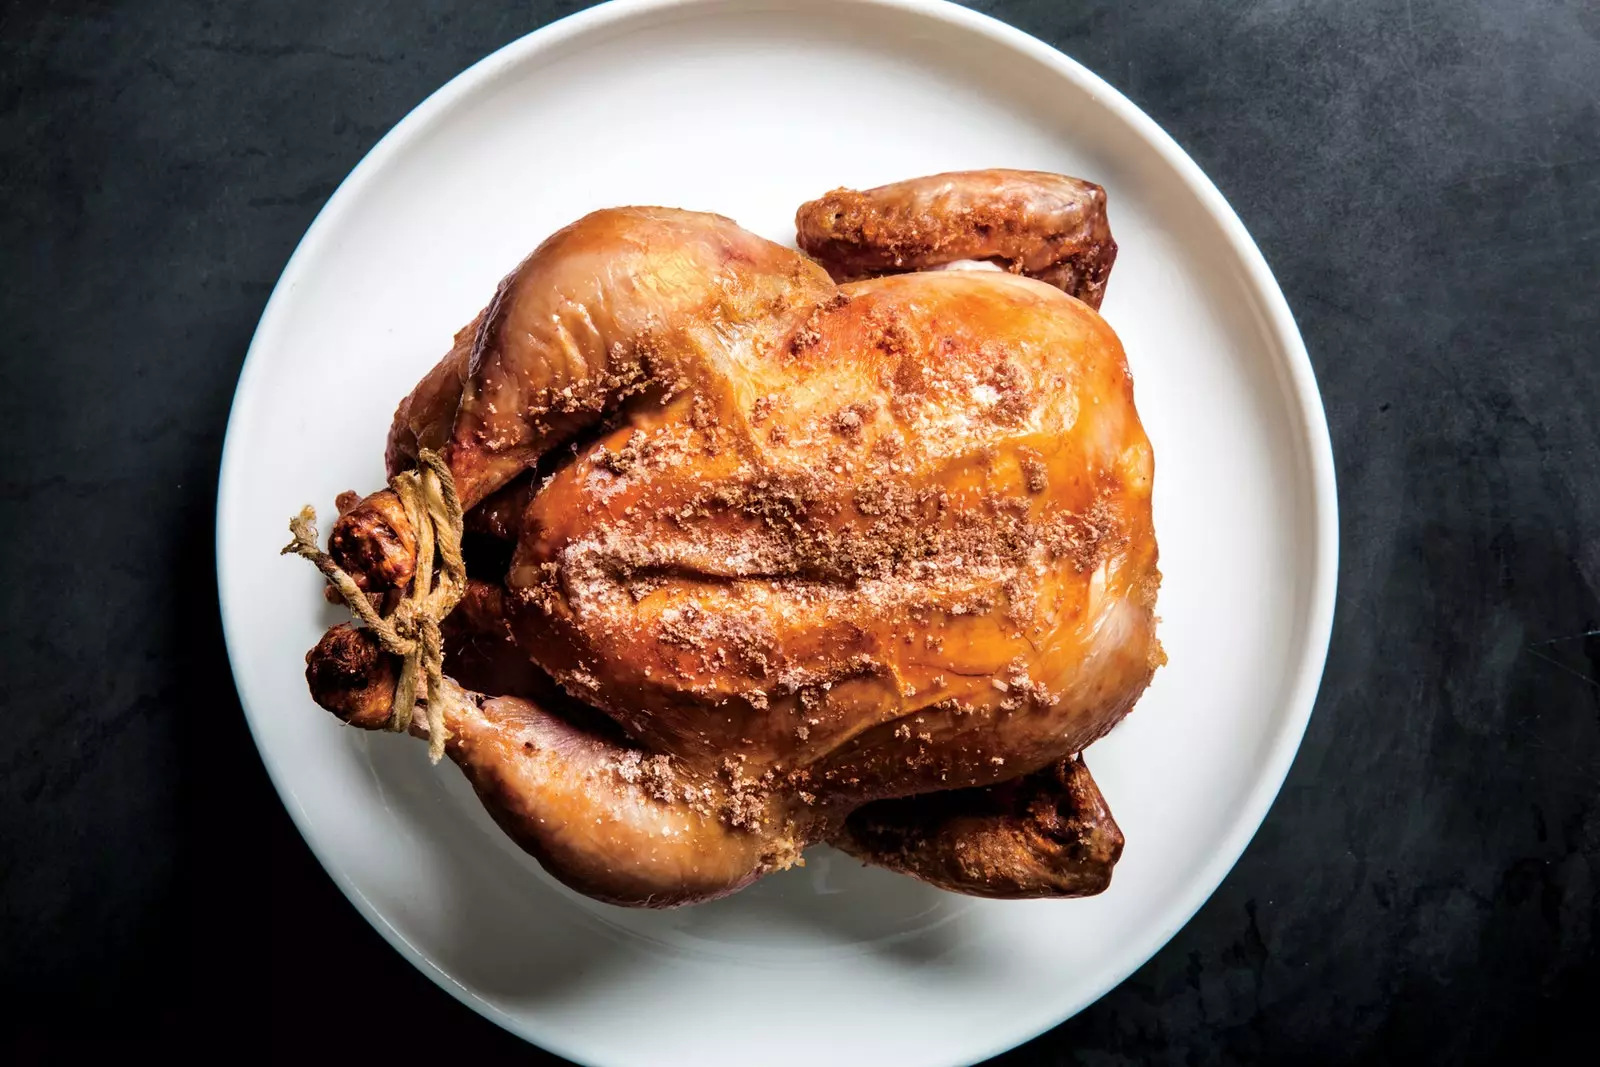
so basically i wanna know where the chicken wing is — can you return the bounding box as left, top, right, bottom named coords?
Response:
left=796, top=168, right=1117, bottom=308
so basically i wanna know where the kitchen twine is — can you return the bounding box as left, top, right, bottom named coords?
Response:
left=281, top=449, right=466, bottom=763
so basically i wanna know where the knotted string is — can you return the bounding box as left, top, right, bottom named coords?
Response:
left=281, top=449, right=467, bottom=763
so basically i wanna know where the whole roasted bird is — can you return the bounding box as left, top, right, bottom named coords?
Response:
left=292, top=169, right=1162, bottom=907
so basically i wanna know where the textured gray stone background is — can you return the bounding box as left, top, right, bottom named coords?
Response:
left=2, top=1, right=1596, bottom=1061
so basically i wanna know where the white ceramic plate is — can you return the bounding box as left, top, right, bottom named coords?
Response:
left=217, top=1, right=1337, bottom=1063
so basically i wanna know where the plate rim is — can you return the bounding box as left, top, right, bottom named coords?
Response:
left=216, top=0, right=1339, bottom=1062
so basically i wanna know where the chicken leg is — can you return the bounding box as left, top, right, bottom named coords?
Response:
left=796, top=168, right=1118, bottom=308
left=306, top=623, right=813, bottom=908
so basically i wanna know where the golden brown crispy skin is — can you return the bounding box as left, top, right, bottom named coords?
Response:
left=306, top=628, right=817, bottom=907
left=830, top=755, right=1123, bottom=898
left=445, top=207, right=836, bottom=509
left=445, top=693, right=812, bottom=907
left=385, top=312, right=481, bottom=478
left=300, top=177, right=1157, bottom=905
left=509, top=267, right=1160, bottom=803
left=796, top=169, right=1118, bottom=308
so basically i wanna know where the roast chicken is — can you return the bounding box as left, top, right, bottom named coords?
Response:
left=294, top=170, right=1162, bottom=907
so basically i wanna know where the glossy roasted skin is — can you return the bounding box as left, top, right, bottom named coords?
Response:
left=442, top=690, right=808, bottom=907
left=511, top=267, right=1159, bottom=804
left=796, top=169, right=1118, bottom=308
left=309, top=625, right=806, bottom=907
left=304, top=171, right=1160, bottom=906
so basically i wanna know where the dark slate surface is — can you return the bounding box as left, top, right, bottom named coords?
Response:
left=2, top=0, right=1596, bottom=1061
